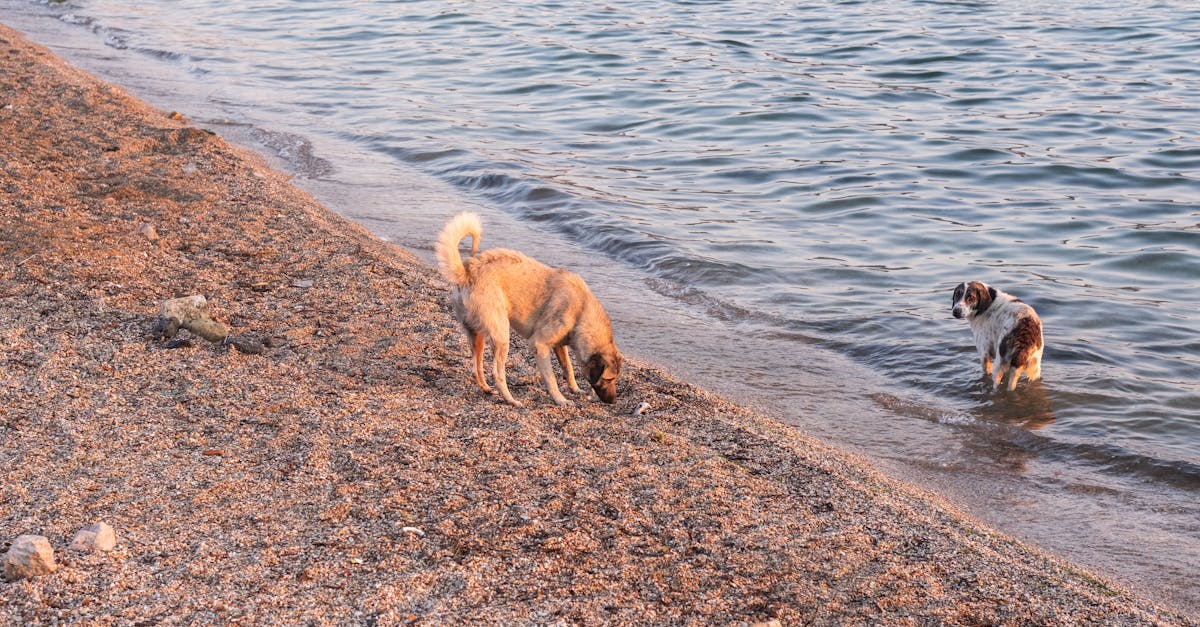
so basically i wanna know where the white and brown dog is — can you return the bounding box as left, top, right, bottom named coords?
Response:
left=435, top=212, right=622, bottom=407
left=952, top=281, right=1043, bottom=391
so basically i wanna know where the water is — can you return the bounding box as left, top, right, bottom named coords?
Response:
left=3, top=0, right=1198, bottom=614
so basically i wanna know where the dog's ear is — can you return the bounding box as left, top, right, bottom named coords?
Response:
left=587, top=354, right=605, bottom=386
left=974, top=283, right=996, bottom=315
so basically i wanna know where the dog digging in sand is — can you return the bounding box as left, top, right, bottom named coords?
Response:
left=435, top=212, right=623, bottom=407
left=952, top=281, right=1044, bottom=391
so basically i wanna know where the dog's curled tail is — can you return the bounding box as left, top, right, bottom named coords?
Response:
left=435, top=212, right=482, bottom=287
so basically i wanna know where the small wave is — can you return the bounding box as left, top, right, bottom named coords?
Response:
left=58, top=13, right=93, bottom=27
left=132, top=46, right=186, bottom=62
left=872, top=70, right=951, bottom=80
left=104, top=34, right=128, bottom=50
left=247, top=128, right=335, bottom=179
left=941, top=148, right=1012, bottom=163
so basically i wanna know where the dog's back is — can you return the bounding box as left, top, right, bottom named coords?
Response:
left=997, top=301, right=1043, bottom=373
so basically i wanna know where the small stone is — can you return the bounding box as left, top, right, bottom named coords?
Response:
left=631, top=401, right=651, bottom=417
left=4, top=535, right=58, bottom=580
left=133, top=223, right=158, bottom=241
left=229, top=336, right=265, bottom=355
left=69, top=523, right=116, bottom=553
left=158, top=296, right=229, bottom=343
left=153, top=317, right=181, bottom=339
left=160, top=295, right=209, bottom=325
left=167, top=111, right=186, bottom=121
left=291, top=279, right=314, bottom=289
left=183, top=317, right=229, bottom=343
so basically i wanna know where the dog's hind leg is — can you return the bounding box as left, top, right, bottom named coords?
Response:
left=491, top=336, right=523, bottom=407
left=1026, top=354, right=1042, bottom=381
left=554, top=344, right=580, bottom=394
left=469, top=330, right=492, bottom=393
left=535, top=344, right=572, bottom=406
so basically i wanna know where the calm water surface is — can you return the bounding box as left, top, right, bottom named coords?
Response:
left=4, top=0, right=1198, bottom=614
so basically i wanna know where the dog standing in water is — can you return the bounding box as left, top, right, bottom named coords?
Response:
left=952, top=281, right=1044, bottom=391
left=435, top=212, right=622, bottom=407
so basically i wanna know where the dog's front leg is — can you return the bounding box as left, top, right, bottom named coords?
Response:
left=554, top=345, right=581, bottom=394
left=992, top=363, right=1009, bottom=391
left=536, top=345, right=573, bottom=406
left=981, top=356, right=993, bottom=375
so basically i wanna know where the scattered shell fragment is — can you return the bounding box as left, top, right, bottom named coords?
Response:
left=400, top=527, right=426, bottom=537
left=631, top=401, right=651, bottom=417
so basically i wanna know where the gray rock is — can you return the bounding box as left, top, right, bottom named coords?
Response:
left=3, top=535, right=58, bottom=580
left=158, top=295, right=229, bottom=343
left=159, top=294, right=209, bottom=325
left=69, top=523, right=116, bottom=553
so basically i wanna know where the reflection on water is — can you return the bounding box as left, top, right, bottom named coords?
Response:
left=972, top=380, right=1057, bottom=432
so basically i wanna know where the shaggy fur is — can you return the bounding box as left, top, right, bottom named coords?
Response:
left=952, top=281, right=1044, bottom=391
left=435, top=212, right=622, bottom=407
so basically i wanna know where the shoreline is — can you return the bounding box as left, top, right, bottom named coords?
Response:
left=0, top=23, right=1191, bottom=625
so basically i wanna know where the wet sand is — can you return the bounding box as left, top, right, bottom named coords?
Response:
left=0, top=24, right=1191, bottom=625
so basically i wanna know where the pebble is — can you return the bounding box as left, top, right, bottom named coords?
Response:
left=69, top=522, right=116, bottom=553
left=3, top=534, right=58, bottom=581
left=158, top=296, right=230, bottom=343
left=133, top=223, right=159, bottom=241
left=631, top=401, right=651, bottom=417
left=229, top=336, right=265, bottom=355
left=159, top=295, right=209, bottom=326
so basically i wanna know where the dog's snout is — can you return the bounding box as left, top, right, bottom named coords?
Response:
left=593, top=382, right=617, bottom=404
left=952, top=307, right=963, bottom=319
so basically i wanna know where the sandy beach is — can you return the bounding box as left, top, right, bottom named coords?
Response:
left=0, top=23, right=1192, bottom=625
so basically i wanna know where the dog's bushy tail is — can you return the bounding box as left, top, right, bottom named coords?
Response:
left=435, top=212, right=482, bottom=287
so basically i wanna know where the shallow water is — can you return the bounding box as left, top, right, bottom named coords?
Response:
left=4, top=0, right=1198, bottom=613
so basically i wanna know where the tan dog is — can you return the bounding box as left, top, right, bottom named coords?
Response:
left=435, top=212, right=623, bottom=407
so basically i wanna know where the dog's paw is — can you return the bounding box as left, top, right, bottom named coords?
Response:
left=552, top=397, right=575, bottom=407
